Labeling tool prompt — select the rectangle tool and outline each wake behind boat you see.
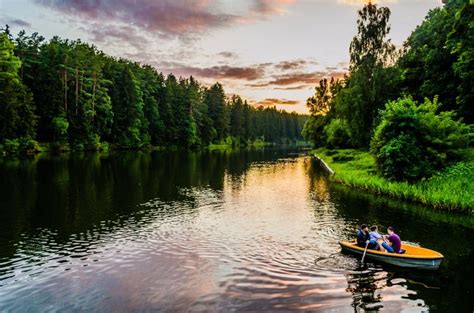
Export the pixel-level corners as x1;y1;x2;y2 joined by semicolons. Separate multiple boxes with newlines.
339;239;444;270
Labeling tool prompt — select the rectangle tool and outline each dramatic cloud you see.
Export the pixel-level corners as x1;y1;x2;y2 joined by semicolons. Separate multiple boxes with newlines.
337;0;398;5
85;24;151;50
0;0;441;115
256;98;300;106
253;0;296;15
269;71;346;86
217;51;239;59
34;0;297;40
274;85;310;90
246;82;271;88
274;59;307;71
35;0;237;38
244;66;346;90
162;64;265;81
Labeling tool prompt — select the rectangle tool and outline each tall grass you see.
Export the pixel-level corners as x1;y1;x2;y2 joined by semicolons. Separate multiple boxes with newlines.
313;148;474;213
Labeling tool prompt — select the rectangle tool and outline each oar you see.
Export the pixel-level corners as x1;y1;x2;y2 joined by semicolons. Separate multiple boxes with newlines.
361;240;370;263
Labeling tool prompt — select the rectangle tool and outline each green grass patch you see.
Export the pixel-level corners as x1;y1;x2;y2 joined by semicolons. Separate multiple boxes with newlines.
313;148;474;213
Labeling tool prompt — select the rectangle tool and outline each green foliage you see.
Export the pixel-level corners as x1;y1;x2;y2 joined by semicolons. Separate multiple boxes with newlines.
0;137;40;156
18;137;41;155
448;1;474;123
331;153;354;162
336;66;401;147
305;3;402;148
205;82;228;141
306;78;341;116
49;141;70;153
0;29;307;155
314;148;474;212
106;62;148;148
399;0;473;123
0;33;36;142
3;139;20;155
336;1;401;147
303;78;342;148
86;134;101;151
302;115;328;147
52;116;69;141
304;0;472;159
371;97;470;181
349;3;395;70
324;119;351;148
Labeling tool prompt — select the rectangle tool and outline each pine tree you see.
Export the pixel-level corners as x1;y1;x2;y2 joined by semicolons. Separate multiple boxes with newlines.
0;33;36;141
205;83;228;142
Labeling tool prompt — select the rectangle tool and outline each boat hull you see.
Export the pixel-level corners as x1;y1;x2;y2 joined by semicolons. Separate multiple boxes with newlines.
340;241;443;270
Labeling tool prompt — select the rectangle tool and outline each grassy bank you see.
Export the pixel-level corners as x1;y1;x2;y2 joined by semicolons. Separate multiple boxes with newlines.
312;148;474;213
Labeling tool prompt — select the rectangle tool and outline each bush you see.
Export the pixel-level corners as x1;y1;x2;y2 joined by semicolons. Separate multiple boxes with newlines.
371;97;470;182
50;141;70;153
99;141;110;152
302;115;328;147
18;137;41;155
3;139;20;155
324;119;351;148
72;143;85;151
52;116;69;142
86;134;101;151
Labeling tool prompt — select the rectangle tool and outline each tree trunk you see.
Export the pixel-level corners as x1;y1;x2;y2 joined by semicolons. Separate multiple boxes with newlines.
92;71;96;125
75;67;79;115
64;68;68;112
63;55;68;112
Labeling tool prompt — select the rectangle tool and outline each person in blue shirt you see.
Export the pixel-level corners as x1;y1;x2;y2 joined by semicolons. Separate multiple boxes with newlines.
369;225;387;251
356;224;377;249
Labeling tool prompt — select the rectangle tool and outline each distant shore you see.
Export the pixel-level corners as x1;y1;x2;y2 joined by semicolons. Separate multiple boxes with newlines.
0;140;310;158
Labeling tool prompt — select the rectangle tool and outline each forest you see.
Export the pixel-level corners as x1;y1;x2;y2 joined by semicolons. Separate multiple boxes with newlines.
0;28;307;155
303;0;473;183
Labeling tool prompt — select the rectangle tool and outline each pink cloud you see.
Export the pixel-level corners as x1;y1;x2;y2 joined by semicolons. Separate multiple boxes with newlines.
35;0;297;40
162;64;265;81
256;98;300;106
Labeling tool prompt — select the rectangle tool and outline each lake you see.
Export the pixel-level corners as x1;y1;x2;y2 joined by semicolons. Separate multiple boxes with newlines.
0;148;472;312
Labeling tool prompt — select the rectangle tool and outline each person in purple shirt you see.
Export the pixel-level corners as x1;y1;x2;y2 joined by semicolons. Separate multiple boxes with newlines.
383;226;402;253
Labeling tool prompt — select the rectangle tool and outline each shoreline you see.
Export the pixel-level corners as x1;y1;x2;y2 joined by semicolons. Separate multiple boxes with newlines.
311;148;473;213
0;141;310;158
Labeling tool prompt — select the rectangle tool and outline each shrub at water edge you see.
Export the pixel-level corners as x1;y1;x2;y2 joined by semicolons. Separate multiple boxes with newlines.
370;97;470;182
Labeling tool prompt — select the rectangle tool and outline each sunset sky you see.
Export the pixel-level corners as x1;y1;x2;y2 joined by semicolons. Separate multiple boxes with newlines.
0;0;442;113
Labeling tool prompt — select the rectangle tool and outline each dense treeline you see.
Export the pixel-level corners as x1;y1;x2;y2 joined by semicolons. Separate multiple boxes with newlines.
303;0;473;181
0;28;306;154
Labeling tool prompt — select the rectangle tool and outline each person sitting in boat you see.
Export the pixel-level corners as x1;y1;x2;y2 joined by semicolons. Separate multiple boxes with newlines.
369;225;383;250
356;224;377;249
383;226;402;253
370;225;393;252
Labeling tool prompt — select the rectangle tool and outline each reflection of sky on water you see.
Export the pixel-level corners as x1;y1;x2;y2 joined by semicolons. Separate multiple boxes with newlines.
0;150;471;311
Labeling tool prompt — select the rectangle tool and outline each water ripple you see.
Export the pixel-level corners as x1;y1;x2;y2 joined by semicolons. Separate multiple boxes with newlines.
0;156;439;312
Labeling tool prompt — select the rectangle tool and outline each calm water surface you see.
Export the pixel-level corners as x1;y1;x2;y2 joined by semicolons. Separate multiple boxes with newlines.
0;149;473;312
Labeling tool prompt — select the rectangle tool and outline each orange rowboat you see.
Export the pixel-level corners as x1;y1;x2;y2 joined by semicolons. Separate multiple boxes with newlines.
339;240;444;270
